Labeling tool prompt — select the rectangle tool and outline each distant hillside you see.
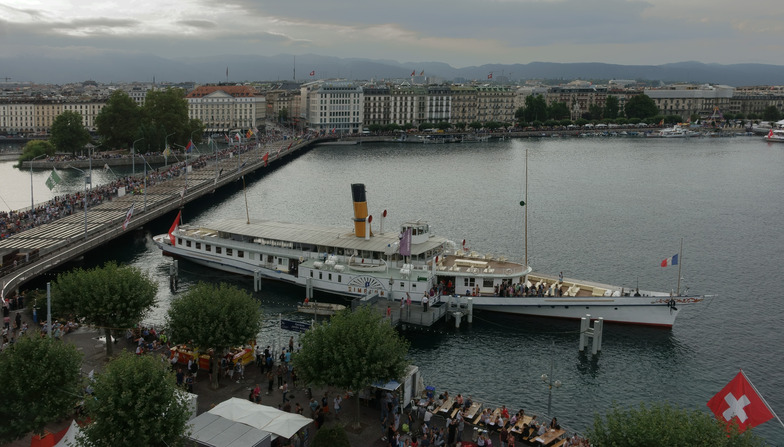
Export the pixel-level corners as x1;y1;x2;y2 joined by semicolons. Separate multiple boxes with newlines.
3;53;783;86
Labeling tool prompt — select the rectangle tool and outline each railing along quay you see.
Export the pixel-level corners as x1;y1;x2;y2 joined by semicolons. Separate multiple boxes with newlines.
0;137;329;298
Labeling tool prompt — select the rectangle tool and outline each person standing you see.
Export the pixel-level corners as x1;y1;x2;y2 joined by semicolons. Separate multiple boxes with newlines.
333;394;342;418
281;381;289;403
422;294;429;312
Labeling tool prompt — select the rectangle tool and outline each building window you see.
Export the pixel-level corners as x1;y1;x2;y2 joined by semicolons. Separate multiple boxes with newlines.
216;247;222;254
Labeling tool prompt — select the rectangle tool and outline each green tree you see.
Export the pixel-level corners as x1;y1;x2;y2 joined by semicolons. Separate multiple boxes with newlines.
94;90;142;150
311;424;351;447
603;96;620;119
53;261;157;357
278;107;289;123
19;139;55;162
0;335;83;444
523;95;548;122
587;402;766;447
624;94;659;119
293;306;409;427
435;121;451;130
469;121;483;130
166;282;262;389
588;104;604;121
485;121;503;131
50;110;90;155
762;105;781;122
418;122;434;131
547;101;570;120
141;88;190;150
78;352;190;447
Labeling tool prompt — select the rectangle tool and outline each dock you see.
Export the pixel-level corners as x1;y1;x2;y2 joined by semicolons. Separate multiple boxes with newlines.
0;137;330;298
351;293;473;329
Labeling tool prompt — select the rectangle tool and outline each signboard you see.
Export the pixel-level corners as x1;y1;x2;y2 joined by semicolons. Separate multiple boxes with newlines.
280;319;311;333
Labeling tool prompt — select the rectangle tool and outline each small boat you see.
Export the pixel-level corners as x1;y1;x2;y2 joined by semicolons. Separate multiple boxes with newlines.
297;302;346;316
763;128;784;143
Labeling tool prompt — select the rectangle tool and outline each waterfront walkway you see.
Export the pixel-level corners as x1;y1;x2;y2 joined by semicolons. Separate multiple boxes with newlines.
0;135;326;299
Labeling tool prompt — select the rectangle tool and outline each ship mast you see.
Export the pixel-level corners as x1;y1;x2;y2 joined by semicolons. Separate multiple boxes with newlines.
676;237;683;295
524;148;528;269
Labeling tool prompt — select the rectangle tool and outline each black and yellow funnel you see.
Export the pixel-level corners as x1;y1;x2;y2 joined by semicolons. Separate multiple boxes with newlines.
351;183;370;238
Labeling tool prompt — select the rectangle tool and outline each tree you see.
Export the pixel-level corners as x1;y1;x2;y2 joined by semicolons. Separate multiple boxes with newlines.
0;335;83;444
523;95;548;122
52;261;157;357
587;402;766;447
94;90;142;150
588;104;604;121
50;110;90;155
19;139;55;162
469;121;483;130
141;88;191;150
311;424;351;447
603;96;620;120
166;282;262;389
78;352;190;447
624;94;659;119
293;306;409;427
547;101;570;120
762;105;781;122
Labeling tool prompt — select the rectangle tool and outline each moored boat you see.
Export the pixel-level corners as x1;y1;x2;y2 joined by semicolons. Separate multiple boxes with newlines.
297;302;346;316
763;128;784;143
152;183;706;327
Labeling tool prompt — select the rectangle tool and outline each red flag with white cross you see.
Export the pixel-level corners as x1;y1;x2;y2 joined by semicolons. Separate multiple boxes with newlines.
707;370;774;433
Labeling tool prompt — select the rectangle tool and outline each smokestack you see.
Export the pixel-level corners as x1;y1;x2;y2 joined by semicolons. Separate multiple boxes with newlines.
351;183;369;238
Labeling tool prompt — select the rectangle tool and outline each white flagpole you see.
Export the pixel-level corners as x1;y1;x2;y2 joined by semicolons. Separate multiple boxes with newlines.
741;369;784;429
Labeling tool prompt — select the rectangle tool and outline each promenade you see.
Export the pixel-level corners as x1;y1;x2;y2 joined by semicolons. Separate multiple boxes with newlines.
0;136;327;300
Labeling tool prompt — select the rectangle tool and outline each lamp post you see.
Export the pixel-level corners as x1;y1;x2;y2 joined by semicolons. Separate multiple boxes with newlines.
541;342;561;416
30;154;46;215
67;165;89;241
132;138;144;177
139;154;148;212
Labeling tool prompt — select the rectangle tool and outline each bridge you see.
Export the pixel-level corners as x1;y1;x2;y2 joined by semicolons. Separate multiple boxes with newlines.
0;137;331;299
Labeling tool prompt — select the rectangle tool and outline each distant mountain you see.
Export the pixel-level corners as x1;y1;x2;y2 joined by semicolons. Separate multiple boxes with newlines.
3;53;783;86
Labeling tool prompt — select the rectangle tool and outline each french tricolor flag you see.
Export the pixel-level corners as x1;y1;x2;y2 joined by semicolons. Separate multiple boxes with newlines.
661;254;678;267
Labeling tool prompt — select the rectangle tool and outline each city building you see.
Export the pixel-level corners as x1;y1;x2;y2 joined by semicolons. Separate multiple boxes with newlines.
301;81;364;133
186;85;265;133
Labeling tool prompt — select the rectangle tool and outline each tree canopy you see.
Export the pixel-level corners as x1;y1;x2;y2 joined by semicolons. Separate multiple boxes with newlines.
624;94;659;119
311;424;351;447
94;90;142;150
293;305;409;425
604;95;620;119
19;139;56;162
762;105;781;122
522;94;548;122
50;110;90;155
78;352;190;447
0;335;83;444
547;101;570;120
52;261;158;357
587;402;766;447
139;88;202;151
166;282;262;389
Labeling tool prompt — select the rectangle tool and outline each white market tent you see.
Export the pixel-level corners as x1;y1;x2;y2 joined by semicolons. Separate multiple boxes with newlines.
53;420;80;447
188;412;272;447
208;398;313;439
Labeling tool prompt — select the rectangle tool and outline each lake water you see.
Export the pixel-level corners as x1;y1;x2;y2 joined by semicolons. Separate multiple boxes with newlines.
4;135;783;442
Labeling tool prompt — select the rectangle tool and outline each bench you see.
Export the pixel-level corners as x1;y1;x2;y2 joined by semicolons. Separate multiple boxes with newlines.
591;287;606;297
551;440;566;447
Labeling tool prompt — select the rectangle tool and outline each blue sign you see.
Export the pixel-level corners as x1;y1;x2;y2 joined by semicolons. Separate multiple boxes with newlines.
281;319;311;333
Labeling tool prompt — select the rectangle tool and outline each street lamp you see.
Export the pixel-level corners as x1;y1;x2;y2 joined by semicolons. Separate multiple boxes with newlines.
541;342;562;416
132;138;144;177
66;165;89;241
30;154;46;215
139;154;149;212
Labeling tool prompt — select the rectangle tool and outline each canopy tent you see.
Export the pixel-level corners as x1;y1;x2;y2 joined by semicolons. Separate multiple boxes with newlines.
208;398;312;439
53;421;80;447
188;413;271;447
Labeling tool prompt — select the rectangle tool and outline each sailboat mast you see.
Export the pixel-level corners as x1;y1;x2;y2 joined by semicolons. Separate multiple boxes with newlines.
525;148;528;268
676;237;683;295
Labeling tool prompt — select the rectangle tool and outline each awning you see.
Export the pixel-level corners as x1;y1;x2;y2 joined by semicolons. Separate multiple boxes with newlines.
208;398;312;439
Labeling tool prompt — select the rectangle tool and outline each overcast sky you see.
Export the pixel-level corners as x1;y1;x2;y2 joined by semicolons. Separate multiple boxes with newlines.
1;0;782;68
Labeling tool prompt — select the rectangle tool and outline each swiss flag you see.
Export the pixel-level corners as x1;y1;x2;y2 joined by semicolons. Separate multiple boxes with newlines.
310;70;315;76
488;73;493;79
707;371;774;433
411;70;416;76
262;152;269;167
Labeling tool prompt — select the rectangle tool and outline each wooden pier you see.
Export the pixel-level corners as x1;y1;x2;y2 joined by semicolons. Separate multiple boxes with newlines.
0;137;329;298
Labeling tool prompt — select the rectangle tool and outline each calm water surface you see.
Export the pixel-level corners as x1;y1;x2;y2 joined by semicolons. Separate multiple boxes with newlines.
4;136;782;442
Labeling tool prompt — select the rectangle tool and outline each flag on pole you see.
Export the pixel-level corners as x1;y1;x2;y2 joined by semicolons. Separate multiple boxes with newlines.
103;163;110;172
410;70;416;76
262;152;269;167
488;72;493;79
310;70;315;76
45;169;61;190
168;210;182;245
122;203;134;230
420;70;424;76
707;370;775;433
246;129;253;139
185;141;195;153
661;254;678;267
235;133;241;142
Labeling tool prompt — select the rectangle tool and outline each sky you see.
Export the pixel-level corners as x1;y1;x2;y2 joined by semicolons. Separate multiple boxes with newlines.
1;0;782;68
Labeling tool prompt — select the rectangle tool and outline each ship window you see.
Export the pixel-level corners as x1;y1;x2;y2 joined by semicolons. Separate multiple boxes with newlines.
206;245;211;252
483;279;493;288
195;243;201;249
310;271;313;278
177;238;182;245
216;247;222;254
267;255;273;262
463;278;475;286
249;253;255;260
329;274;332;281
237;250;244;258
338;275;342;282
319;273;322;280
400;282;405;288
186;241;191;247
412;284;416;289
226;248;233;256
